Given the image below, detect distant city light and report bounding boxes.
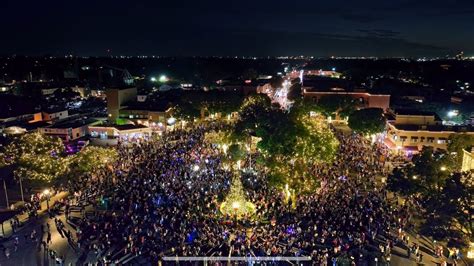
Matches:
[159,75,169,82]
[150,77,157,82]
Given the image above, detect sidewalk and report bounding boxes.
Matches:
[0,191,69,238]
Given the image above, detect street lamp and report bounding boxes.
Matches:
[43,189,51,211]
[440,166,447,171]
[467,242,474,259]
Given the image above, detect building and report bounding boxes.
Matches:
[118,100,172,131]
[105,87,138,120]
[303,90,391,111]
[461,148,474,172]
[39,118,100,141]
[385,110,474,153]
[88,124,152,145]
[32,109,69,122]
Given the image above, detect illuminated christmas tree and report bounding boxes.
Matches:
[220,175,255,219]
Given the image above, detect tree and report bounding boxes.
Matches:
[227,144,245,162]
[317,95,356,118]
[269,76,284,89]
[173,90,244,120]
[285,113,338,193]
[173,101,201,120]
[204,91,244,115]
[447,134,474,171]
[348,108,386,135]
[233,94,272,141]
[412,147,452,192]
[220,175,255,218]
[441,173,473,242]
[387,167,421,196]
[387,146,452,196]
[387,147,471,246]
[420,172,473,246]
[287,82,302,101]
[204,130,232,146]
[0,132,68,183]
[72,146,118,174]
[232,94,339,194]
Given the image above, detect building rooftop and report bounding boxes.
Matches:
[302,76,354,92]
[391,123,474,133]
[123,99,171,112]
[393,109,442,121]
[91,123,148,131]
[46,118,98,129]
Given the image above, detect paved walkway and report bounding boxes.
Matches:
[0,191,69,239]
[0,207,80,265]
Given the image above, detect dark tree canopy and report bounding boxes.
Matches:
[287,82,302,101]
[387,146,471,246]
[269,76,284,89]
[172,90,245,120]
[447,134,474,170]
[317,95,356,117]
[348,108,386,135]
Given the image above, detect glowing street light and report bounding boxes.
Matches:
[159,75,169,82]
[440,166,447,171]
[43,189,51,211]
[150,77,157,82]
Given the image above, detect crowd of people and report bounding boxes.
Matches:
[68,122,411,265]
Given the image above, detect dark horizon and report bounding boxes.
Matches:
[1,0,473,57]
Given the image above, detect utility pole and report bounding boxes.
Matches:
[3,179,9,209]
[19,176,24,202]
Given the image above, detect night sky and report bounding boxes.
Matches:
[1,0,473,57]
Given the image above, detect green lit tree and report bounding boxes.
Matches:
[0,132,68,183]
[232,94,339,194]
[72,146,118,174]
[220,175,255,218]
